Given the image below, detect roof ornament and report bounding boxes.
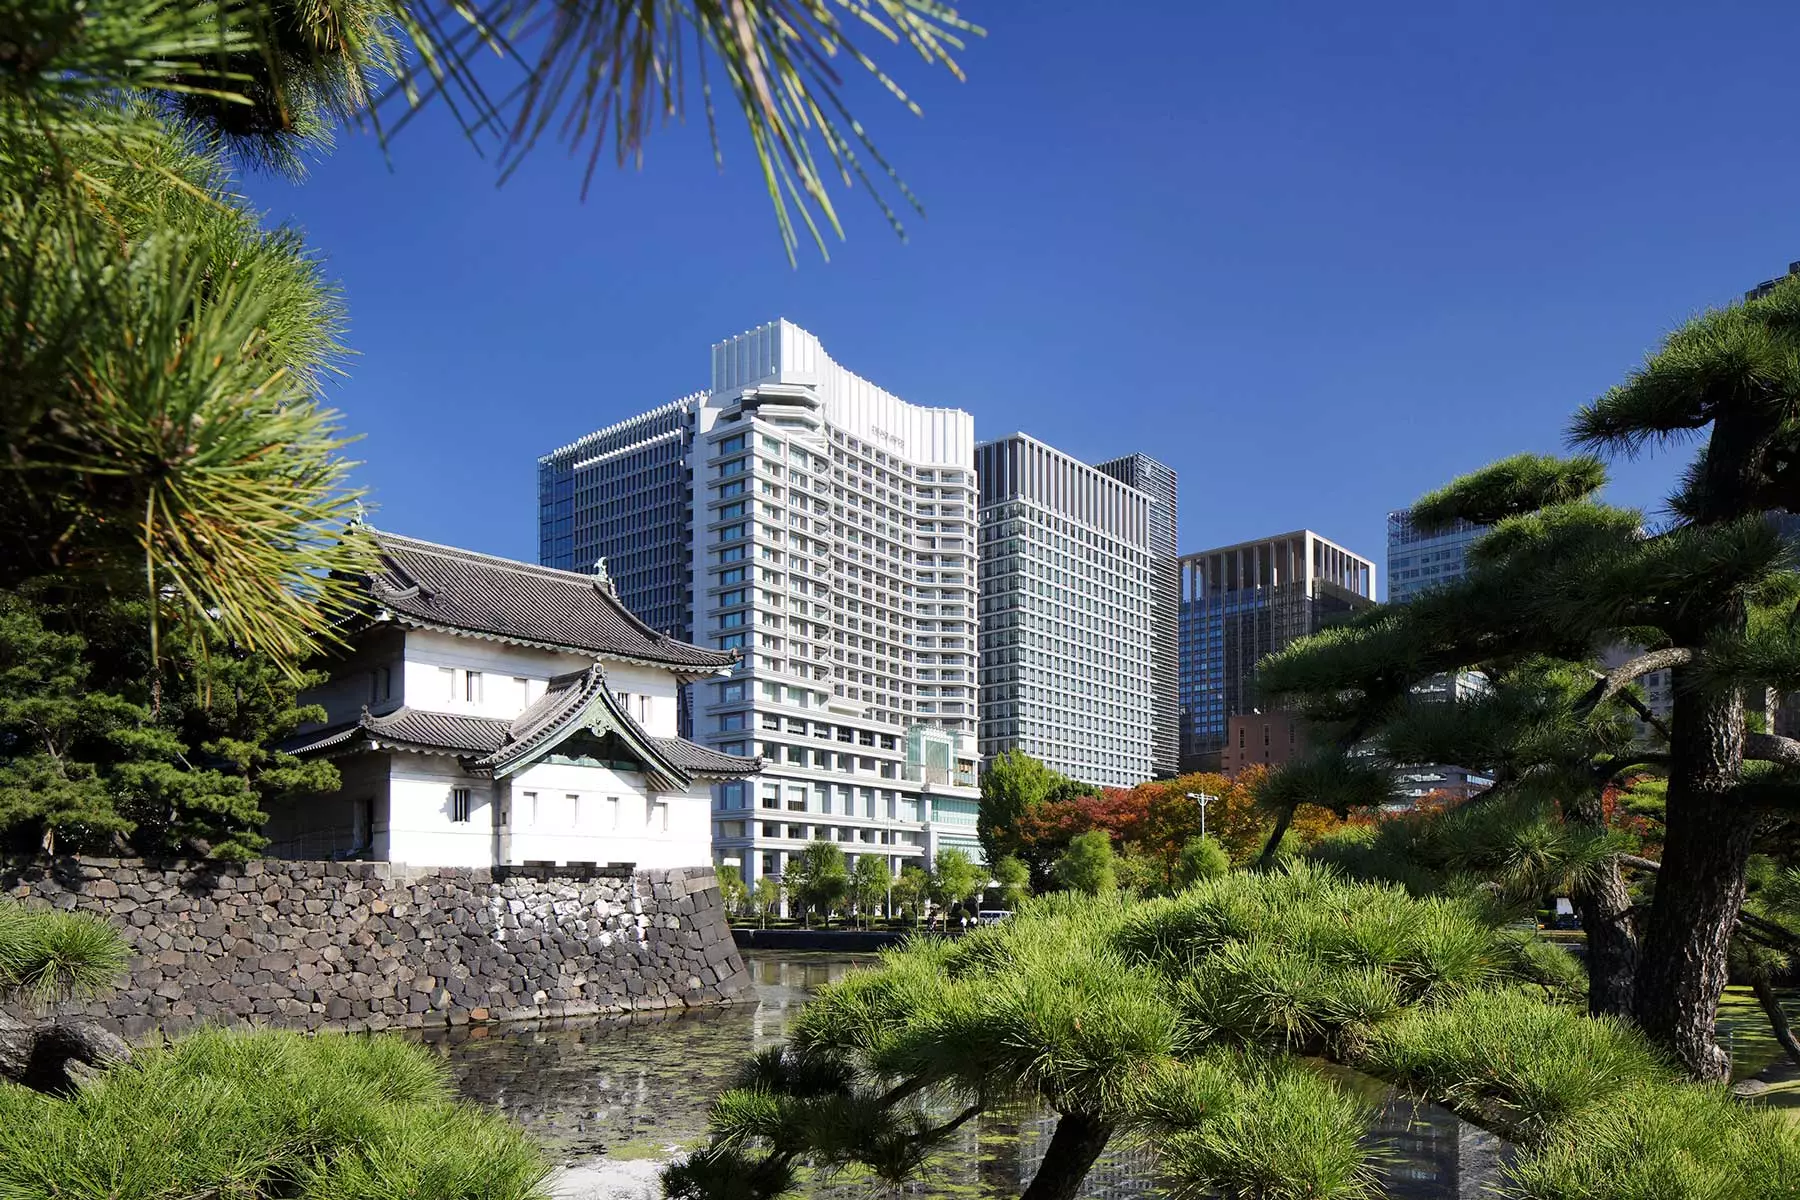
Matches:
[592,557,614,594]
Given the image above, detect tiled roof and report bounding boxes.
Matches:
[288,667,762,784]
[352,526,737,672]
[651,737,762,777]
[281,707,507,758]
[473,666,619,777]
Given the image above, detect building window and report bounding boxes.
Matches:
[464,672,483,703]
[451,788,472,823]
[369,666,392,703]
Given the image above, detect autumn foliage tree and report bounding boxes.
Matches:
[990,760,1345,893]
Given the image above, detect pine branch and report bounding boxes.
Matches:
[1745,731,1800,768]
[1587,667,1674,744]
[1618,854,1800,956]
[1580,649,1693,713]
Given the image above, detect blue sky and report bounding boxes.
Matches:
[244,1,1800,598]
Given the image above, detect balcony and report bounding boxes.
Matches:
[902,762,978,791]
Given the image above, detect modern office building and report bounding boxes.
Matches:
[1386,509,1487,605]
[1177,531,1375,772]
[976,434,1156,788]
[1096,452,1181,778]
[539,396,699,640]
[538,319,984,888]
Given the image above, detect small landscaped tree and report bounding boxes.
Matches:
[991,855,1031,909]
[1053,831,1116,895]
[784,841,850,928]
[753,876,784,929]
[715,865,749,921]
[851,856,892,927]
[891,865,929,926]
[1174,835,1231,887]
[929,849,983,924]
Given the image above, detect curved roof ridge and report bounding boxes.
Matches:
[362,524,619,587]
[346,526,737,671]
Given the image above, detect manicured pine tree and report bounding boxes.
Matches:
[1259,276,1800,1078]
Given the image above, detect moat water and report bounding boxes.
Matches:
[415,951,1495,1200]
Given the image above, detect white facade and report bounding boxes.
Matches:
[271,531,752,870]
[695,322,984,882]
[976,433,1156,787]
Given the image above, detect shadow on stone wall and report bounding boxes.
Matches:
[2,858,748,1039]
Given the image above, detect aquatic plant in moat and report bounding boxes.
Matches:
[667,866,1800,1200]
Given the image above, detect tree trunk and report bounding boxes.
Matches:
[1020,1111,1114,1200]
[1256,804,1296,870]
[1572,856,1640,1017]
[1564,793,1638,1017]
[1632,679,1754,1082]
[0,1012,130,1095]
[1753,975,1800,1065]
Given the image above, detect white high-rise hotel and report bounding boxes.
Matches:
[539,321,982,887]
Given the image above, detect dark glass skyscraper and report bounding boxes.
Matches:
[537,396,699,641]
[1095,452,1180,778]
[1177,531,1374,772]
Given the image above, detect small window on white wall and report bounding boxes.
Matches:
[464,671,483,703]
[567,793,580,828]
[522,791,538,826]
[605,796,619,829]
[638,695,650,723]
[440,667,456,702]
[450,788,472,823]
[653,799,670,833]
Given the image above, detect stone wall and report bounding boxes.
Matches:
[2,859,750,1039]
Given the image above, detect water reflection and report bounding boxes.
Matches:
[414,952,1496,1200]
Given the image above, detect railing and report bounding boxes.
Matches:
[901,763,978,789]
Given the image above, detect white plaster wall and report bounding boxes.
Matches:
[401,630,590,721]
[386,756,496,868]
[301,630,406,728]
[264,752,391,860]
[503,760,711,869]
[399,630,689,730]
[600,662,681,735]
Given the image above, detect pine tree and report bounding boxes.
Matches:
[1260,277,1800,1078]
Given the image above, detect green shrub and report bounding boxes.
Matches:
[1505,1081,1800,1200]
[1148,1051,1374,1200]
[1363,989,1670,1144]
[0,900,130,1004]
[0,1028,549,1200]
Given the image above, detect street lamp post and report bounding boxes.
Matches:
[1186,791,1217,841]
